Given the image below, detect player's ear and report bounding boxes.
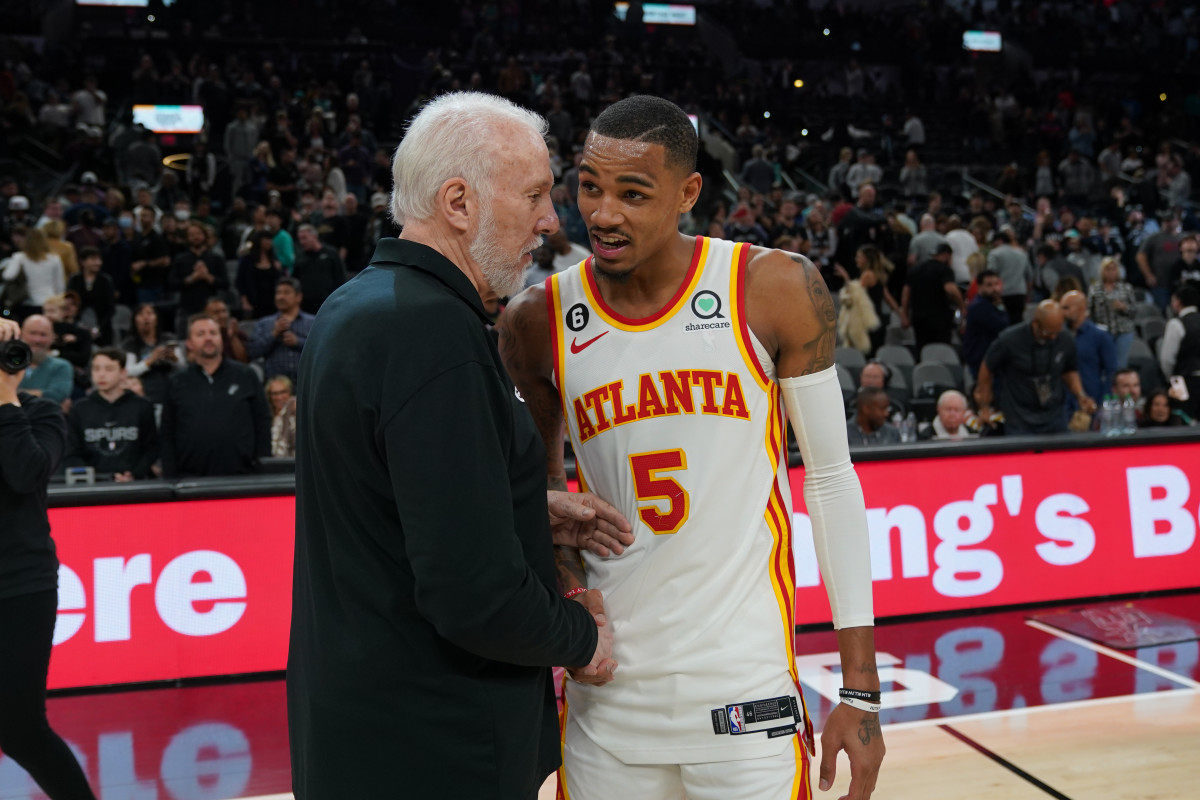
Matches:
[679,172,702,214]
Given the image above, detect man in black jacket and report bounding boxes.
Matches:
[168,221,228,316]
[0,318,98,800]
[161,314,269,477]
[288,91,631,799]
[65,347,159,480]
[292,224,346,314]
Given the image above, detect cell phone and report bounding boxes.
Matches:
[1170,375,1190,402]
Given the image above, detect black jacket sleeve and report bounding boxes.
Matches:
[160,381,178,478]
[133,400,160,478]
[0,395,67,494]
[250,370,271,459]
[384,362,598,668]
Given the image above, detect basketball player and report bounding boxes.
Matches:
[499,96,884,799]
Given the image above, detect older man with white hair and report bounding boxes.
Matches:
[919,390,979,440]
[287,92,632,799]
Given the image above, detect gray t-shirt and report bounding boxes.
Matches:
[909,231,948,266]
[845,420,901,446]
[986,245,1031,297]
[984,323,1078,434]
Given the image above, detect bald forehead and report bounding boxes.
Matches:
[22,316,52,335]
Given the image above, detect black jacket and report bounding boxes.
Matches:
[0,393,66,600]
[292,244,346,314]
[65,390,159,478]
[288,239,598,799]
[161,359,269,477]
[168,248,229,315]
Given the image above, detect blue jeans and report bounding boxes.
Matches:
[1112,331,1134,370]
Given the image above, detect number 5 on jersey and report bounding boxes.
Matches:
[628,449,690,535]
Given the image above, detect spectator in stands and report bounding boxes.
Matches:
[724,202,770,246]
[1057,149,1095,206]
[1168,234,1200,293]
[122,303,184,410]
[845,386,900,446]
[130,206,171,303]
[908,213,947,267]
[266,207,296,273]
[266,375,298,458]
[963,269,1011,380]
[902,110,925,149]
[858,360,907,419]
[1112,368,1144,422]
[365,191,401,252]
[16,315,72,405]
[169,221,228,316]
[837,183,888,270]
[64,348,158,481]
[1136,210,1182,310]
[1140,389,1192,428]
[41,294,92,388]
[1164,155,1192,209]
[986,229,1031,324]
[225,105,260,195]
[312,190,349,262]
[338,131,372,204]
[1158,283,1200,419]
[739,144,775,196]
[1060,290,1117,417]
[902,242,964,353]
[237,230,286,318]
[827,147,853,197]
[204,296,249,364]
[268,147,301,211]
[67,246,116,345]
[897,149,928,198]
[99,216,134,303]
[40,220,78,280]
[341,193,369,273]
[3,227,64,320]
[1036,243,1084,299]
[1087,257,1138,368]
[249,277,314,383]
[161,314,270,478]
[845,150,882,200]
[293,224,346,313]
[71,75,106,131]
[851,244,902,353]
[126,129,162,189]
[975,300,1095,435]
[918,390,977,441]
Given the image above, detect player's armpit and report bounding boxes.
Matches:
[498,284,568,484]
[743,249,837,379]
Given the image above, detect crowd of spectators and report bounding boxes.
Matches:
[1,0,1198,484]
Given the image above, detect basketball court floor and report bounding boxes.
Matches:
[2,591,1196,799]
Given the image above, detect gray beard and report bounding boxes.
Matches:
[471,204,535,298]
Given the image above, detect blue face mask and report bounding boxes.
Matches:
[119,216,134,230]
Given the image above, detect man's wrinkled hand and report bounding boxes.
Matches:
[548,490,633,557]
[818,702,885,799]
[569,589,617,687]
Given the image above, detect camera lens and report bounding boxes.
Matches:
[0,340,33,375]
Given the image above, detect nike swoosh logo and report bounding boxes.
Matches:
[570,331,609,354]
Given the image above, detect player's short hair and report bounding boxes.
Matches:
[391,91,548,226]
[590,95,698,174]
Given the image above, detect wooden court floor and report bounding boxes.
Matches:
[2,593,1197,799]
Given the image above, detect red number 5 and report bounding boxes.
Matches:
[628,449,690,535]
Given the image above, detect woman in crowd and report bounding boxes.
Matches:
[1140,389,1193,428]
[898,149,928,198]
[846,244,903,355]
[2,227,65,320]
[236,230,286,318]
[121,303,184,409]
[1087,256,1138,369]
[266,375,297,457]
[39,220,78,280]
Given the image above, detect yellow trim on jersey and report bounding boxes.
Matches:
[728,241,773,393]
[557,679,571,800]
[792,735,810,800]
[580,237,711,332]
[763,386,801,700]
[549,273,570,418]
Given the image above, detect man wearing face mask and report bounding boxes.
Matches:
[974,300,1096,435]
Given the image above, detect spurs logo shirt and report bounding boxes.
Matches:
[547,236,809,763]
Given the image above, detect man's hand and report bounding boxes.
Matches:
[273,316,291,337]
[1077,394,1097,415]
[114,471,134,483]
[548,490,633,557]
[819,703,885,799]
[281,331,300,347]
[569,589,617,686]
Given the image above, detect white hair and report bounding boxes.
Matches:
[390,91,548,226]
[937,389,968,410]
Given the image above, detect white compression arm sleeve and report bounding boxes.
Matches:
[779,367,874,629]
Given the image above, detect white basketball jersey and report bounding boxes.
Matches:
[547,236,812,764]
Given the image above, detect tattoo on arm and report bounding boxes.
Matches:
[857,714,882,746]
[555,545,587,593]
[790,255,837,374]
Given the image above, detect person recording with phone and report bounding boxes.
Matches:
[0,318,98,800]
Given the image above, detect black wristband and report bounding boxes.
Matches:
[839,688,882,703]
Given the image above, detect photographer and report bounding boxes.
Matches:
[0,318,97,800]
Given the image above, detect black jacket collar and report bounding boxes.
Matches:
[369,238,492,326]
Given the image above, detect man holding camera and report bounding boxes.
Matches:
[0,317,98,799]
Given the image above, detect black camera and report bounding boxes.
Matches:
[0,340,33,375]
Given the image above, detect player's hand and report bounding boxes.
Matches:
[819,702,884,799]
[548,490,634,557]
[570,590,617,686]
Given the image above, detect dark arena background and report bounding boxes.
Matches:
[1,1,1198,797]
